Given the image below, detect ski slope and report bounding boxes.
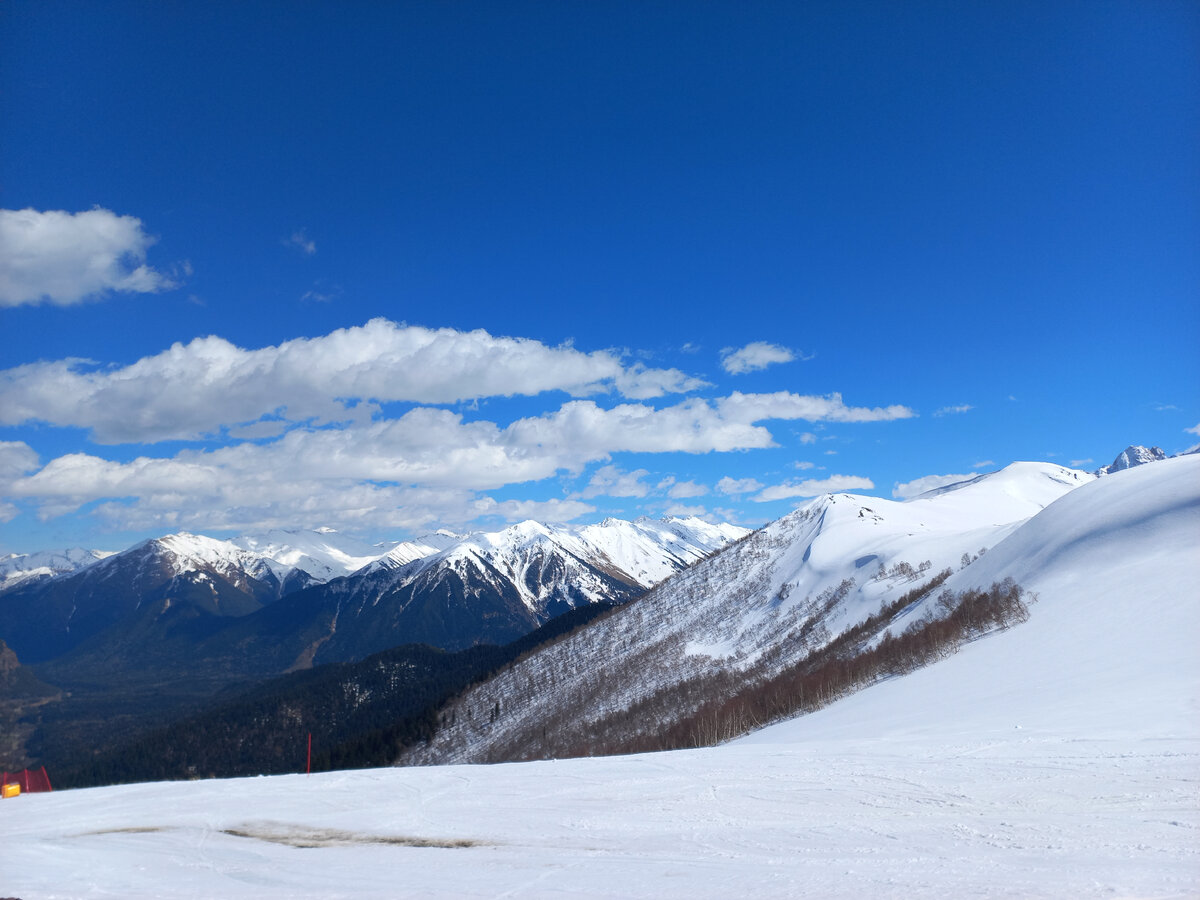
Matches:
[2,457,1196,898]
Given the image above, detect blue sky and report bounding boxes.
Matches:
[1,1,1197,554]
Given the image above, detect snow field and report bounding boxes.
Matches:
[2,737,1196,899]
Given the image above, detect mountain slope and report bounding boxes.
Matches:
[0,533,304,664]
[746,451,1200,745]
[400,462,1094,765]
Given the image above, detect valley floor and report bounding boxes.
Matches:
[3,732,1196,899]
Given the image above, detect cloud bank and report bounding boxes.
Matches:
[1,321,918,536]
[0,320,709,443]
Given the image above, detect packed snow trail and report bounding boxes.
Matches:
[2,737,1197,899]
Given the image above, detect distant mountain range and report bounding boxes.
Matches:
[0,516,745,667]
[0,515,746,770]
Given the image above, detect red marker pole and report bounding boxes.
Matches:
[306,732,312,775]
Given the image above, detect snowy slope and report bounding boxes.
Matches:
[746,452,1200,745]
[402,462,1092,764]
[577,515,747,585]
[370,529,461,569]
[0,546,114,591]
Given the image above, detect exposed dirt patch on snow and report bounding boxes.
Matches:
[221,821,484,849]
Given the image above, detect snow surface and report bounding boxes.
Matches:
[3,736,1196,900]
[3,458,1196,898]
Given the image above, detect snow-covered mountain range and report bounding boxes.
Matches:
[0,546,115,591]
[0,516,747,669]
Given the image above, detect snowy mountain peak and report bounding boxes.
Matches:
[1095,444,1167,476]
[231,528,396,580]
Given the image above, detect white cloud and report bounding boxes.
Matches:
[479,497,596,525]
[793,461,816,470]
[662,504,705,518]
[972,460,995,469]
[1,317,918,534]
[284,229,316,255]
[933,404,973,417]
[891,473,976,500]
[753,475,875,502]
[798,432,818,444]
[1070,458,1094,468]
[1186,423,1200,437]
[578,465,651,499]
[716,391,914,425]
[663,503,707,518]
[0,441,39,482]
[719,341,796,375]
[0,320,707,444]
[716,476,763,495]
[0,207,176,307]
[667,480,708,499]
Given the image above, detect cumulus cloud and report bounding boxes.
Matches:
[753,475,875,502]
[0,207,176,307]
[717,391,914,425]
[667,480,708,499]
[578,465,652,499]
[719,341,797,375]
[0,320,707,443]
[891,473,977,500]
[1186,423,1200,437]
[663,503,707,518]
[0,441,39,481]
[716,476,763,495]
[933,404,973,417]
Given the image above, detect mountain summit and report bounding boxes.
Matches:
[1094,444,1167,476]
